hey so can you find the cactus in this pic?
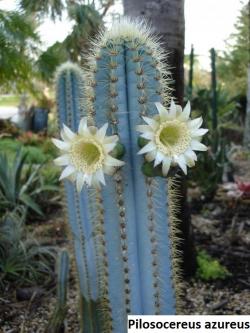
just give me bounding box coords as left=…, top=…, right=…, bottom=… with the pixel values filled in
left=46, top=249, right=70, bottom=333
left=56, top=20, right=184, bottom=333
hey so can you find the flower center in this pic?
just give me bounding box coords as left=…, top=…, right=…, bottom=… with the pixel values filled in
left=156, top=120, right=191, bottom=156
left=70, top=138, right=104, bottom=173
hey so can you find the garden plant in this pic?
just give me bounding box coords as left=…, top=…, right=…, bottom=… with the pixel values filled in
left=53, top=19, right=208, bottom=332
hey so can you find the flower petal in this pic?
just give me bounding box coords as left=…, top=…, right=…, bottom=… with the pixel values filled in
left=184, top=148, right=197, bottom=162
left=154, top=151, right=165, bottom=167
left=103, top=164, right=115, bottom=175
left=175, top=155, right=187, bottom=174
left=155, top=102, right=168, bottom=120
left=105, top=155, right=125, bottom=167
left=169, top=98, right=177, bottom=119
left=188, top=117, right=203, bottom=130
left=78, top=117, right=89, bottom=135
left=96, top=123, right=108, bottom=141
left=104, top=142, right=117, bottom=153
left=145, top=150, right=157, bottom=162
left=141, top=131, right=155, bottom=140
left=190, top=140, right=208, bottom=151
left=59, top=165, right=75, bottom=180
left=142, top=116, right=158, bottom=130
left=52, top=138, right=71, bottom=151
left=104, top=135, right=119, bottom=144
left=85, top=174, right=93, bottom=187
left=76, top=173, right=85, bottom=192
left=63, top=124, right=76, bottom=140
left=138, top=141, right=156, bottom=155
left=54, top=154, right=70, bottom=166
left=178, top=101, right=191, bottom=121
left=191, top=128, right=209, bottom=137
left=162, top=157, right=171, bottom=176
left=95, top=169, right=106, bottom=185
left=136, top=125, right=152, bottom=133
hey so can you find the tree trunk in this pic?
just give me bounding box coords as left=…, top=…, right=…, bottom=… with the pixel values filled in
left=244, top=65, right=250, bottom=150
left=123, top=0, right=196, bottom=276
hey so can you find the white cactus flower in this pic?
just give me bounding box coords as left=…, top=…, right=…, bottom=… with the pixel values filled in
left=137, top=100, right=208, bottom=176
left=52, top=117, right=124, bottom=191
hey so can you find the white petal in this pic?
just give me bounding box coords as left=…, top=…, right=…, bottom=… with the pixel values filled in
left=54, top=154, right=70, bottom=166
left=105, top=155, right=125, bottom=167
left=104, top=142, right=117, bottom=153
left=155, top=102, right=168, bottom=120
left=154, top=151, right=165, bottom=167
left=184, top=151, right=196, bottom=167
left=188, top=117, right=203, bottom=130
left=138, top=141, right=156, bottom=155
left=60, top=129, right=69, bottom=142
left=85, top=174, right=93, bottom=187
left=145, top=150, right=157, bottom=162
left=59, top=165, right=75, bottom=180
left=191, top=128, right=209, bottom=137
left=63, top=124, right=76, bottom=140
left=184, top=148, right=197, bottom=162
left=175, top=155, right=187, bottom=174
left=169, top=98, right=177, bottom=118
left=141, top=131, right=155, bottom=140
left=96, top=123, right=108, bottom=141
left=91, top=176, right=102, bottom=189
left=136, top=124, right=152, bottom=133
left=52, top=138, right=71, bottom=151
left=95, top=169, right=106, bottom=185
left=103, top=164, right=115, bottom=175
left=104, top=135, right=119, bottom=144
left=162, top=157, right=171, bottom=176
left=190, top=140, right=208, bottom=151
left=78, top=117, right=88, bottom=135
left=76, top=173, right=85, bottom=192
left=178, top=101, right=191, bottom=121
left=142, top=116, right=158, bottom=130
left=89, top=126, right=97, bottom=135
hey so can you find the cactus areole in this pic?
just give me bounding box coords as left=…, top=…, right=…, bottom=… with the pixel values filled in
left=54, top=19, right=207, bottom=333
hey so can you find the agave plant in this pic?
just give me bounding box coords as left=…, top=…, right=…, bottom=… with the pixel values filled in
left=0, top=150, right=58, bottom=216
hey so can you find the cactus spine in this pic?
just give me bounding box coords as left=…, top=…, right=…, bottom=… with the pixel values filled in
left=56, top=19, right=182, bottom=333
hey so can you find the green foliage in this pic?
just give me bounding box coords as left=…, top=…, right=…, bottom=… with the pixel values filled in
left=196, top=250, right=231, bottom=281
left=64, top=4, right=102, bottom=62
left=0, top=95, right=19, bottom=107
left=0, top=209, right=56, bottom=290
left=0, top=10, right=39, bottom=91
left=18, top=0, right=65, bottom=21
left=0, top=150, right=59, bottom=216
left=188, top=87, right=233, bottom=198
left=0, top=138, right=56, bottom=164
left=191, top=87, right=237, bottom=129
left=217, top=3, right=249, bottom=97
left=37, top=4, right=102, bottom=80
left=36, top=42, right=68, bottom=83
left=190, top=133, right=227, bottom=199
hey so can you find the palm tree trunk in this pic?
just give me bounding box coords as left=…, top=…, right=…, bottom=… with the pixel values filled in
left=123, top=0, right=196, bottom=276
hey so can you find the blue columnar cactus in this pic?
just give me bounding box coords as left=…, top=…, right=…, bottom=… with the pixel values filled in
left=55, top=20, right=186, bottom=333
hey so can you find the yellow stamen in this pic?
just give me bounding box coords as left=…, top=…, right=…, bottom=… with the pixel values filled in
left=155, top=120, right=191, bottom=156
left=70, top=137, right=104, bottom=173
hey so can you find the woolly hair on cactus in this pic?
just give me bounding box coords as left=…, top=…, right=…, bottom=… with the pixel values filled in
left=54, top=19, right=208, bottom=333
